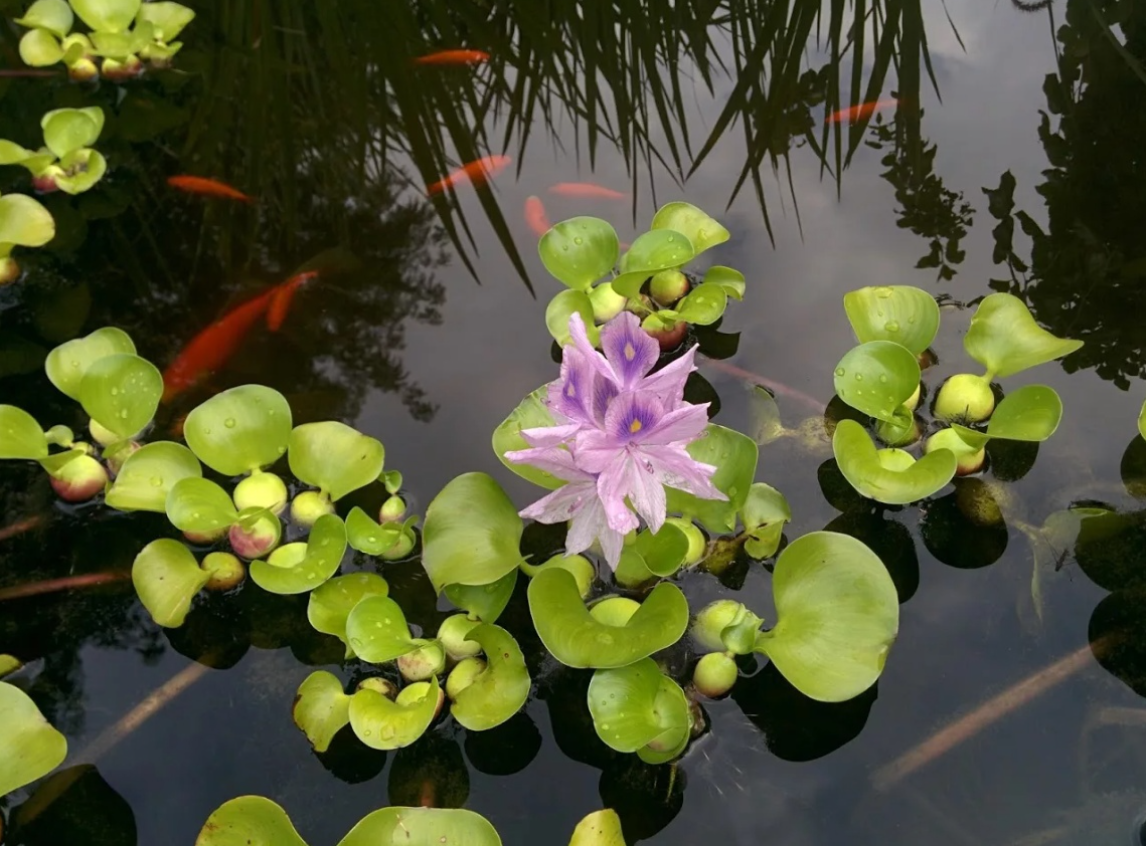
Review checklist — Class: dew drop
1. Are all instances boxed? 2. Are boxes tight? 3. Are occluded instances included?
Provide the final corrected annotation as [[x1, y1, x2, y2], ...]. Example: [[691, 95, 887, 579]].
[[204, 428, 212, 435], [875, 286, 893, 298], [573, 237, 583, 245], [908, 315, 917, 324], [879, 374, 888, 383], [119, 409, 129, 419], [110, 387, 119, 396], [306, 572, 317, 580], [362, 729, 372, 737], [70, 360, 80, 368], [885, 320, 900, 333], [368, 535, 377, 544], [854, 373, 864, 381], [834, 367, 845, 377], [350, 637, 363, 648], [192, 512, 201, 519], [224, 418, 237, 429], [561, 245, 569, 252], [149, 476, 163, 487]]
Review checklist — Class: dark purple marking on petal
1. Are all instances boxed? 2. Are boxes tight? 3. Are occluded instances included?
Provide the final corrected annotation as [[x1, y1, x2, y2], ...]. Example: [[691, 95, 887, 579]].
[[601, 312, 658, 388], [604, 391, 665, 444]]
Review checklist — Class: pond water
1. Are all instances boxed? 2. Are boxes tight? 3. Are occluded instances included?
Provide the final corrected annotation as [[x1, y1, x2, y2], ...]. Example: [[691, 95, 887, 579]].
[[2, 1, 1146, 844]]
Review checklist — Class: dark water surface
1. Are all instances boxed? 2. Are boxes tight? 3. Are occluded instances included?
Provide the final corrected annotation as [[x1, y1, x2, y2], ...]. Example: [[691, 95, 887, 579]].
[[2, 1, 1146, 844]]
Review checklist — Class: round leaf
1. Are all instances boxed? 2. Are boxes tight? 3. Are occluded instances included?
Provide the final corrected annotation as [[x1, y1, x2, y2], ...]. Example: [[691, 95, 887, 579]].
[[348, 677, 440, 751], [832, 419, 955, 505], [631, 523, 688, 577], [106, 441, 201, 512], [15, 0, 73, 37], [338, 807, 501, 846], [344, 595, 422, 662], [292, 670, 351, 753], [527, 568, 688, 668], [78, 353, 162, 438], [0, 405, 48, 460], [650, 202, 730, 256], [546, 289, 599, 346], [184, 385, 292, 476], [984, 384, 1063, 442], [194, 796, 308, 846], [450, 624, 530, 731], [492, 386, 563, 489], [754, 531, 899, 702], [308, 572, 389, 658], [538, 216, 619, 290], [131, 538, 209, 627], [288, 421, 384, 502], [963, 293, 1084, 379], [345, 506, 402, 556], [0, 140, 35, 166], [54, 149, 107, 195], [741, 482, 791, 560], [422, 472, 525, 592], [611, 229, 696, 298], [443, 568, 517, 624], [665, 423, 757, 533], [675, 283, 727, 326], [41, 107, 103, 159], [0, 193, 56, 249], [165, 477, 238, 536], [569, 810, 626, 846], [701, 265, 745, 300], [833, 341, 920, 423], [18, 28, 63, 65], [843, 285, 940, 355], [0, 681, 67, 797], [588, 659, 691, 760], [69, 0, 140, 32], [45, 326, 135, 401], [136, 1, 194, 40], [249, 513, 346, 595]]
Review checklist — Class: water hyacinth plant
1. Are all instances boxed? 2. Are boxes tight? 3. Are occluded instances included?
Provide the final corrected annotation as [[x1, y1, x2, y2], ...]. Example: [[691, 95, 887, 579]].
[[0, 189, 55, 285], [0, 106, 107, 194]]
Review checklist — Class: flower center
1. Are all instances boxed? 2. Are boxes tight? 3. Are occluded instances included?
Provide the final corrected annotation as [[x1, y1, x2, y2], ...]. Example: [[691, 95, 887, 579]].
[[624, 342, 636, 360], [629, 418, 643, 433]]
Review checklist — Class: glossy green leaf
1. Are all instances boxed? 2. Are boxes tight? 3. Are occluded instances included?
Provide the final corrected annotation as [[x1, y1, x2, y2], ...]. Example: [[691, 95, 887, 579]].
[[184, 385, 292, 476], [18, 28, 63, 65], [307, 572, 389, 658], [338, 807, 501, 846], [650, 202, 730, 256], [135, 1, 194, 40], [984, 384, 1063, 442], [843, 286, 939, 355], [833, 419, 955, 505], [754, 531, 899, 702], [631, 523, 688, 577], [90, 19, 153, 56], [292, 670, 351, 753], [675, 283, 727, 326], [194, 796, 308, 846], [106, 441, 201, 512], [546, 289, 599, 346], [36, 447, 85, 477], [450, 624, 530, 731], [701, 265, 745, 301], [611, 229, 696, 298], [380, 469, 402, 494], [964, 293, 1084, 379], [78, 353, 162, 438], [344, 595, 423, 662], [348, 677, 440, 750], [69, 0, 140, 33], [45, 327, 135, 401], [613, 547, 656, 589], [444, 568, 517, 623], [345, 506, 401, 556], [422, 472, 525, 592], [288, 421, 384, 502], [528, 568, 688, 668], [15, 0, 73, 37], [0, 193, 56, 249], [569, 810, 626, 846], [41, 107, 103, 159], [741, 482, 791, 559], [131, 538, 209, 627], [0, 140, 35, 166], [0, 655, 21, 678], [165, 477, 237, 536], [833, 341, 920, 423], [539, 216, 619, 290], [0, 681, 67, 796], [54, 148, 106, 195], [249, 513, 345, 595], [666, 424, 757, 533], [588, 659, 691, 762], [492, 387, 563, 489], [0, 405, 48, 460]]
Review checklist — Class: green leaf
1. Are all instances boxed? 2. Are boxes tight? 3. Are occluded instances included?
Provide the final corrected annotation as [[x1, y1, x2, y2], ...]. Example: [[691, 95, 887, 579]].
[[345, 506, 402, 556], [0, 655, 21, 678], [631, 523, 688, 577], [381, 469, 402, 494], [450, 624, 530, 731], [184, 385, 292, 476], [833, 341, 920, 423], [0, 140, 36, 166], [18, 29, 63, 65], [78, 353, 162, 438], [45, 327, 135, 401], [292, 670, 351, 753], [588, 659, 691, 761], [538, 216, 619, 290], [0, 681, 67, 796], [307, 572, 389, 658], [843, 286, 940, 355], [741, 482, 791, 559], [348, 677, 440, 750], [41, 107, 103, 159], [569, 810, 626, 846], [135, 1, 194, 40], [546, 289, 599, 346], [131, 538, 209, 627], [665, 424, 757, 533], [0, 193, 56, 250], [36, 447, 85, 477], [69, 0, 140, 33], [106, 441, 201, 512], [983, 384, 1063, 442], [90, 24, 150, 58], [527, 568, 688, 669], [832, 420, 955, 505], [344, 595, 423, 662], [54, 148, 107, 195], [492, 386, 563, 490], [249, 513, 346, 595], [964, 293, 1084, 379], [288, 421, 384, 502], [0, 405, 48, 460], [675, 283, 727, 326], [443, 569, 517, 623], [701, 265, 745, 301], [612, 229, 696, 298], [650, 202, 730, 256], [15, 0, 73, 37], [338, 807, 501, 846], [422, 472, 525, 592], [194, 796, 308, 846], [165, 477, 237, 536], [754, 531, 899, 702]]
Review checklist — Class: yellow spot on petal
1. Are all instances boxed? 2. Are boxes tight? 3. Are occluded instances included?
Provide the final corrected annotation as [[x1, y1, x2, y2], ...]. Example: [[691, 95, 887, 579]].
[[624, 342, 636, 360], [629, 419, 643, 433], [567, 384, 576, 397]]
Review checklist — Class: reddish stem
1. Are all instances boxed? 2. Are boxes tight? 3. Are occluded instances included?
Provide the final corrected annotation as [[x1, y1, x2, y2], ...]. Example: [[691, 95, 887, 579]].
[[0, 515, 42, 542], [0, 571, 131, 602], [698, 355, 825, 414]]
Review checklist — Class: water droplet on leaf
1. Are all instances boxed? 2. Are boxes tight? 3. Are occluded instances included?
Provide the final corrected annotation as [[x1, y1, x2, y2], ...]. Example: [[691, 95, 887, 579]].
[[876, 286, 893, 298], [885, 320, 900, 333], [835, 367, 845, 377], [224, 418, 236, 429]]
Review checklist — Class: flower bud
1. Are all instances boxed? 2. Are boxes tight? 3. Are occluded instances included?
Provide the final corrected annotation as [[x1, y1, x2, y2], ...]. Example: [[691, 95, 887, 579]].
[[357, 677, 398, 698], [666, 518, 706, 566], [691, 599, 744, 653], [49, 454, 108, 502], [590, 282, 628, 322], [228, 513, 281, 560], [589, 596, 641, 627], [649, 269, 689, 307], [0, 258, 19, 286], [397, 681, 446, 720], [924, 428, 986, 476], [202, 551, 246, 591], [445, 657, 487, 700], [379, 528, 415, 560], [437, 614, 482, 662], [290, 490, 334, 528], [693, 652, 738, 698], [934, 374, 995, 423], [379, 495, 406, 524], [234, 472, 288, 515], [397, 642, 446, 683]]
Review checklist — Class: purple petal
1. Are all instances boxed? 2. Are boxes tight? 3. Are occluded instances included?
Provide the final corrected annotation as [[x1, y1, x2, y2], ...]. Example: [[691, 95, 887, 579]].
[[638, 403, 710, 446], [596, 455, 642, 533], [567, 495, 634, 558], [519, 422, 583, 448], [519, 480, 597, 524], [548, 345, 597, 424], [603, 390, 665, 445], [571, 429, 626, 475], [641, 443, 727, 501], [504, 445, 593, 482], [600, 312, 659, 388], [591, 376, 619, 427], [623, 453, 668, 533], [597, 524, 627, 571], [568, 312, 617, 385], [641, 345, 697, 408]]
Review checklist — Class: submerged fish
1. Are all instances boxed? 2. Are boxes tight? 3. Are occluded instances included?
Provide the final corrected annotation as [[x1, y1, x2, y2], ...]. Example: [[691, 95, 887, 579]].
[[167, 175, 253, 203], [524, 196, 551, 237], [426, 154, 511, 196], [1004, 791, 1146, 845], [548, 182, 627, 200], [413, 49, 490, 66], [266, 271, 318, 331], [825, 98, 900, 124]]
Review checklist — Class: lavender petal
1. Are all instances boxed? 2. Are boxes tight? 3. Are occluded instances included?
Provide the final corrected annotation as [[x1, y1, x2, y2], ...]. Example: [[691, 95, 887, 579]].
[[600, 311, 659, 388]]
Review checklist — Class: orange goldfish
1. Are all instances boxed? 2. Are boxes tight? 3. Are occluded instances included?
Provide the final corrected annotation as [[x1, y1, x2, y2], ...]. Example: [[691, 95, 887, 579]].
[[267, 271, 318, 331], [524, 196, 551, 237], [167, 175, 253, 203], [426, 155, 511, 196], [825, 98, 900, 124], [548, 182, 627, 200], [414, 49, 490, 66]]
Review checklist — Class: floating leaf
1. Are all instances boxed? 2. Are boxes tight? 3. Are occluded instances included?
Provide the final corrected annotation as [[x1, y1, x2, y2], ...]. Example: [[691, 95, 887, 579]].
[[289, 421, 384, 502], [963, 293, 1083, 379], [701, 265, 745, 301], [0, 405, 48, 460], [665, 424, 756, 533], [450, 624, 530, 731], [528, 568, 688, 669], [754, 532, 898, 702], [569, 810, 626, 846], [0, 681, 67, 796], [18, 28, 63, 65], [15, 0, 73, 36], [293, 671, 351, 753], [165, 477, 237, 537], [833, 341, 920, 423], [612, 229, 696, 298], [0, 193, 55, 256], [132, 538, 209, 627], [631, 523, 688, 577], [106, 442, 201, 512], [345, 506, 402, 556], [539, 217, 619, 291], [675, 283, 727, 326], [69, 0, 140, 33], [983, 384, 1063, 442], [344, 595, 424, 663], [492, 387, 563, 489], [444, 569, 517, 624], [45, 327, 135, 401], [0, 655, 21, 678], [194, 796, 308, 846], [308, 572, 390, 658], [741, 482, 791, 559], [843, 286, 939, 355], [184, 385, 292, 476], [422, 472, 525, 592], [135, 1, 194, 40], [41, 107, 103, 159], [348, 677, 440, 751], [54, 149, 107, 195], [650, 202, 730, 256], [588, 659, 691, 763], [78, 353, 162, 438], [833, 419, 955, 505], [339, 807, 501, 846], [249, 513, 346, 595], [545, 289, 599, 346]]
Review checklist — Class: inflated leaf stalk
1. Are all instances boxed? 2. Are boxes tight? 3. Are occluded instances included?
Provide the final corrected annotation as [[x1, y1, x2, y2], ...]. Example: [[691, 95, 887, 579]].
[[448, 624, 530, 731], [832, 419, 956, 505]]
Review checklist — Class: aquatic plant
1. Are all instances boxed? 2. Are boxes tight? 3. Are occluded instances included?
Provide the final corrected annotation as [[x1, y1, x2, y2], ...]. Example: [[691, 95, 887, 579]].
[[0, 681, 67, 797], [0, 107, 107, 194], [0, 190, 55, 285]]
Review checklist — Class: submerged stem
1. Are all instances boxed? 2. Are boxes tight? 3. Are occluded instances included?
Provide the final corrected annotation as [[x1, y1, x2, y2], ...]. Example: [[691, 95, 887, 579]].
[[0, 571, 130, 602]]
